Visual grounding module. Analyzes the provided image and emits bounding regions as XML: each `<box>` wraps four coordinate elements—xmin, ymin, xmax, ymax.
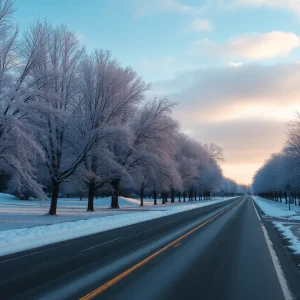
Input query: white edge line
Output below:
<box><xmin>80</xmin><ymin>237</ymin><xmax>123</xmax><ymax>252</ymax></box>
<box><xmin>35</xmin><ymin>260</ymin><xmax>53</xmax><ymax>267</ymax></box>
<box><xmin>252</xmin><ymin>200</ymin><xmax>261</xmax><ymax>221</ymax></box>
<box><xmin>261</xmin><ymin>225</ymin><xmax>294</xmax><ymax>300</ymax></box>
<box><xmin>252</xmin><ymin>199</ymin><xmax>294</xmax><ymax>300</ymax></box>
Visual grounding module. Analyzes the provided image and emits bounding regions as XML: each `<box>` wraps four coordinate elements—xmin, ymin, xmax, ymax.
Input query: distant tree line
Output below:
<box><xmin>252</xmin><ymin>113</ymin><xmax>300</xmax><ymax>206</ymax></box>
<box><xmin>0</xmin><ymin>0</ymin><xmax>243</xmax><ymax>214</ymax></box>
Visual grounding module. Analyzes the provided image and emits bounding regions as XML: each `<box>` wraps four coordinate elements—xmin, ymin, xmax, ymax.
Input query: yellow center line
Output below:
<box><xmin>80</xmin><ymin>200</ymin><xmax>240</xmax><ymax>300</ymax></box>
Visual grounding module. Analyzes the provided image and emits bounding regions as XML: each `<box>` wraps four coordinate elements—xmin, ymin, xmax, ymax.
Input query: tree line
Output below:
<box><xmin>252</xmin><ymin>113</ymin><xmax>300</xmax><ymax>206</ymax></box>
<box><xmin>0</xmin><ymin>0</ymin><xmax>242</xmax><ymax>215</ymax></box>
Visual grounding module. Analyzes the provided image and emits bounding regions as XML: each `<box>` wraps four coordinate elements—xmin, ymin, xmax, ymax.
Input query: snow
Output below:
<box><xmin>273</xmin><ymin>222</ymin><xmax>300</xmax><ymax>255</ymax></box>
<box><xmin>0</xmin><ymin>195</ymin><xmax>237</xmax><ymax>256</ymax></box>
<box><xmin>0</xmin><ymin>193</ymin><xmax>142</xmax><ymax>208</ymax></box>
<box><xmin>253</xmin><ymin>196</ymin><xmax>300</xmax><ymax>256</ymax></box>
<box><xmin>252</xmin><ymin>196</ymin><xmax>299</xmax><ymax>219</ymax></box>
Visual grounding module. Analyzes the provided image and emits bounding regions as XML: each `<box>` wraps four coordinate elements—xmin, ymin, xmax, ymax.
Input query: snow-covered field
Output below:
<box><xmin>0</xmin><ymin>193</ymin><xmax>237</xmax><ymax>256</ymax></box>
<box><xmin>0</xmin><ymin>193</ymin><xmax>157</xmax><ymax>231</ymax></box>
<box><xmin>0</xmin><ymin>192</ymin><xmax>145</xmax><ymax>208</ymax></box>
<box><xmin>253</xmin><ymin>196</ymin><xmax>300</xmax><ymax>257</ymax></box>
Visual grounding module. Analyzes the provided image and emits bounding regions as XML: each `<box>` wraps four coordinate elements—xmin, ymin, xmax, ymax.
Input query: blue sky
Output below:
<box><xmin>13</xmin><ymin>0</ymin><xmax>300</xmax><ymax>183</ymax></box>
<box><xmin>14</xmin><ymin>0</ymin><xmax>300</xmax><ymax>81</ymax></box>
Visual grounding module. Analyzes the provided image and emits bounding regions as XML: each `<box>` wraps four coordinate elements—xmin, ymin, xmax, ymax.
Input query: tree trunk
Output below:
<box><xmin>87</xmin><ymin>182</ymin><xmax>95</xmax><ymax>212</ymax></box>
<box><xmin>183</xmin><ymin>191</ymin><xmax>186</xmax><ymax>202</ymax></box>
<box><xmin>162</xmin><ymin>191</ymin><xmax>166</xmax><ymax>204</ymax></box>
<box><xmin>49</xmin><ymin>181</ymin><xmax>59</xmax><ymax>215</ymax></box>
<box><xmin>111</xmin><ymin>179</ymin><xmax>120</xmax><ymax>208</ymax></box>
<box><xmin>178</xmin><ymin>191</ymin><xmax>181</xmax><ymax>202</ymax></box>
<box><xmin>140</xmin><ymin>186</ymin><xmax>144</xmax><ymax>206</ymax></box>
<box><xmin>153</xmin><ymin>190</ymin><xmax>157</xmax><ymax>205</ymax></box>
<box><xmin>171</xmin><ymin>188</ymin><xmax>175</xmax><ymax>203</ymax></box>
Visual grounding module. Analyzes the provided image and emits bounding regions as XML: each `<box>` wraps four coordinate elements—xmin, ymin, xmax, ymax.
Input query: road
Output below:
<box><xmin>0</xmin><ymin>197</ymin><xmax>299</xmax><ymax>300</ymax></box>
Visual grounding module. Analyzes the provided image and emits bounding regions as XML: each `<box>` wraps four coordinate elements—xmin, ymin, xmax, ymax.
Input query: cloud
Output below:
<box><xmin>192</xmin><ymin>31</ymin><xmax>300</xmax><ymax>60</ymax></box>
<box><xmin>134</xmin><ymin>0</ymin><xmax>207</xmax><ymax>16</ymax></box>
<box><xmin>228</xmin><ymin>62</ymin><xmax>243</xmax><ymax>68</ymax></box>
<box><xmin>190</xmin><ymin>18</ymin><xmax>213</xmax><ymax>32</ymax></box>
<box><xmin>229</xmin><ymin>0</ymin><xmax>300</xmax><ymax>15</ymax></box>
<box><xmin>153</xmin><ymin>62</ymin><xmax>300</xmax><ymax>183</ymax></box>
<box><xmin>155</xmin><ymin>63</ymin><xmax>300</xmax><ymax>114</ymax></box>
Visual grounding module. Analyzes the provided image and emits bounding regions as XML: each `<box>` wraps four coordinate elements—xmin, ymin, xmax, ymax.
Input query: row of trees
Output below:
<box><xmin>252</xmin><ymin>113</ymin><xmax>300</xmax><ymax>206</ymax></box>
<box><xmin>0</xmin><ymin>0</ymin><xmax>242</xmax><ymax>215</ymax></box>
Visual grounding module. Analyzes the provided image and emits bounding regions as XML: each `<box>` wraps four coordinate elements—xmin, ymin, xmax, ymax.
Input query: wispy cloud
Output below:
<box><xmin>190</xmin><ymin>18</ymin><xmax>213</xmax><ymax>32</ymax></box>
<box><xmin>230</xmin><ymin>0</ymin><xmax>300</xmax><ymax>15</ymax></box>
<box><xmin>134</xmin><ymin>0</ymin><xmax>208</xmax><ymax>16</ymax></box>
<box><xmin>191</xmin><ymin>31</ymin><xmax>300</xmax><ymax>60</ymax></box>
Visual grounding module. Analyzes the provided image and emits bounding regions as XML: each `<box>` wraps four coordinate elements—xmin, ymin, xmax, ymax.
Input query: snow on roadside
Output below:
<box><xmin>253</xmin><ymin>196</ymin><xmax>300</xmax><ymax>256</ymax></box>
<box><xmin>252</xmin><ymin>196</ymin><xmax>297</xmax><ymax>218</ymax></box>
<box><xmin>0</xmin><ymin>197</ymin><xmax>237</xmax><ymax>256</ymax></box>
<box><xmin>273</xmin><ymin>222</ymin><xmax>300</xmax><ymax>255</ymax></box>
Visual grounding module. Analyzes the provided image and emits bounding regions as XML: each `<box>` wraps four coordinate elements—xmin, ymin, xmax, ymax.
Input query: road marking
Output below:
<box><xmin>36</xmin><ymin>260</ymin><xmax>52</xmax><ymax>267</ymax></box>
<box><xmin>261</xmin><ymin>225</ymin><xmax>294</xmax><ymax>300</ymax></box>
<box><xmin>80</xmin><ymin>238</ymin><xmax>123</xmax><ymax>252</ymax></box>
<box><xmin>252</xmin><ymin>200</ymin><xmax>261</xmax><ymax>221</ymax></box>
<box><xmin>80</xmin><ymin>201</ymin><xmax>240</xmax><ymax>300</ymax></box>
<box><xmin>0</xmin><ymin>223</ymin><xmax>151</xmax><ymax>264</ymax></box>
<box><xmin>252</xmin><ymin>199</ymin><xmax>294</xmax><ymax>300</ymax></box>
<box><xmin>166</xmin><ymin>217</ymin><xmax>181</xmax><ymax>224</ymax></box>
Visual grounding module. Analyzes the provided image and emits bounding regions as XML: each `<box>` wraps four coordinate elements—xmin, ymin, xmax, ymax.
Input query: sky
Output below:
<box><xmin>14</xmin><ymin>0</ymin><xmax>300</xmax><ymax>184</ymax></box>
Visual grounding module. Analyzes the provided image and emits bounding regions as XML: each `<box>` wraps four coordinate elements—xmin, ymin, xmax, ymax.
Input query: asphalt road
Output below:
<box><xmin>1</xmin><ymin>196</ymin><xmax>299</xmax><ymax>300</ymax></box>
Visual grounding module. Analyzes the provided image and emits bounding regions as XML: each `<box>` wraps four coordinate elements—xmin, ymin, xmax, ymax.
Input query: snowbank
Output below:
<box><xmin>273</xmin><ymin>222</ymin><xmax>300</xmax><ymax>255</ymax></box>
<box><xmin>253</xmin><ymin>196</ymin><xmax>300</xmax><ymax>256</ymax></box>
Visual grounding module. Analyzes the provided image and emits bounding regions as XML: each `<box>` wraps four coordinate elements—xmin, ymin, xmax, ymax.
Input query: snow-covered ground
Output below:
<box><xmin>0</xmin><ymin>193</ymin><xmax>156</xmax><ymax>231</ymax></box>
<box><xmin>253</xmin><ymin>196</ymin><xmax>300</xmax><ymax>257</ymax></box>
<box><xmin>273</xmin><ymin>222</ymin><xmax>300</xmax><ymax>255</ymax></box>
<box><xmin>0</xmin><ymin>192</ymin><xmax>145</xmax><ymax>207</ymax></box>
<box><xmin>0</xmin><ymin>193</ymin><xmax>237</xmax><ymax>256</ymax></box>
<box><xmin>252</xmin><ymin>196</ymin><xmax>300</xmax><ymax>220</ymax></box>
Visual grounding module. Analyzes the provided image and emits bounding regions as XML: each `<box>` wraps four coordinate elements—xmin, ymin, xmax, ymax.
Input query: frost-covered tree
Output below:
<box><xmin>252</xmin><ymin>113</ymin><xmax>300</xmax><ymax>205</ymax></box>
<box><xmin>79</xmin><ymin>50</ymin><xmax>149</xmax><ymax>211</ymax></box>
<box><xmin>174</xmin><ymin>135</ymin><xmax>223</xmax><ymax>201</ymax></box>
<box><xmin>0</xmin><ymin>0</ymin><xmax>45</xmax><ymax>199</ymax></box>
<box><xmin>107</xmin><ymin>97</ymin><xmax>179</xmax><ymax>208</ymax></box>
<box><xmin>26</xmin><ymin>22</ymin><xmax>94</xmax><ymax>214</ymax></box>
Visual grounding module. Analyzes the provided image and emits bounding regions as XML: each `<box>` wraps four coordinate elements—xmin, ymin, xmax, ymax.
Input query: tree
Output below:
<box><xmin>107</xmin><ymin>97</ymin><xmax>179</xmax><ymax>208</ymax></box>
<box><xmin>79</xmin><ymin>50</ymin><xmax>149</xmax><ymax>211</ymax></box>
<box><xmin>26</xmin><ymin>22</ymin><xmax>94</xmax><ymax>214</ymax></box>
<box><xmin>0</xmin><ymin>0</ymin><xmax>45</xmax><ymax>199</ymax></box>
